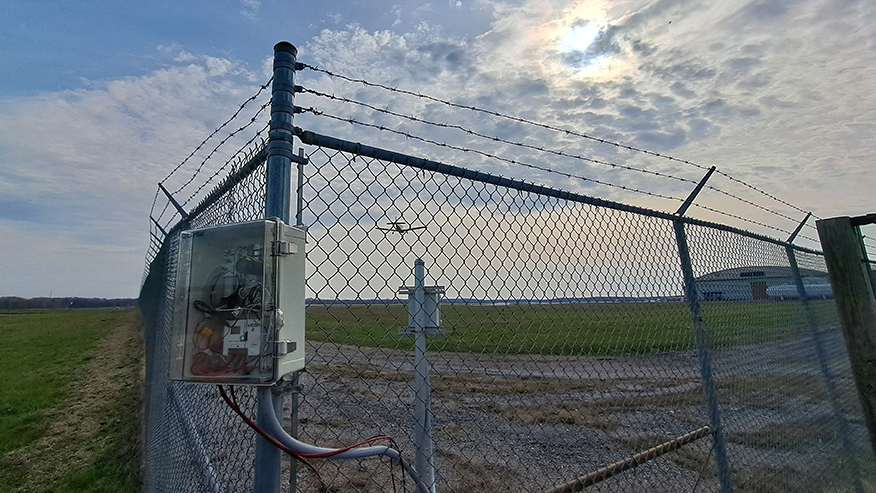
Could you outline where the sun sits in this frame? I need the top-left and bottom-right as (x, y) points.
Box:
(558, 20), (604, 55)
(544, 2), (631, 81)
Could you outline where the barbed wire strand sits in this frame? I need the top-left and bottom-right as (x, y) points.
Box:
(300, 88), (698, 185)
(172, 99), (272, 197)
(300, 108), (684, 203)
(160, 76), (272, 184)
(300, 108), (797, 238)
(299, 64), (815, 221)
(300, 87), (806, 229)
(181, 122), (271, 207)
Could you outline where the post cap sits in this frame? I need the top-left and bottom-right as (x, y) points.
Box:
(274, 42), (298, 57)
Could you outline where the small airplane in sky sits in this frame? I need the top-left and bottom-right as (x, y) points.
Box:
(377, 220), (427, 234)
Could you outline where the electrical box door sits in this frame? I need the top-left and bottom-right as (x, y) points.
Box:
(170, 219), (305, 384)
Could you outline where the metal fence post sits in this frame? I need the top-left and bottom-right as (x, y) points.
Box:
(256, 40), (298, 493)
(290, 148), (307, 492)
(673, 220), (733, 493)
(786, 243), (864, 492)
(399, 258), (440, 493)
(672, 166), (732, 492)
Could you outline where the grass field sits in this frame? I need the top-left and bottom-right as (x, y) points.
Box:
(0, 308), (142, 493)
(0, 299), (840, 491)
(306, 299), (840, 355)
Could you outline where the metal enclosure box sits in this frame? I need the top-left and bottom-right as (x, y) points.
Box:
(170, 219), (305, 384)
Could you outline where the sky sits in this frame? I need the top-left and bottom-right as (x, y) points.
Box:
(1, 0), (875, 299)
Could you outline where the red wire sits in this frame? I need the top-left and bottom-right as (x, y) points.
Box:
(217, 386), (325, 488)
(219, 385), (402, 492)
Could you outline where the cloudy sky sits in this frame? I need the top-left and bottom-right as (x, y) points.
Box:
(1, 0), (875, 298)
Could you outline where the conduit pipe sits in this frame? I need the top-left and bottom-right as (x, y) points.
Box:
(256, 387), (431, 493)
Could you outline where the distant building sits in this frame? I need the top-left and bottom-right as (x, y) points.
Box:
(695, 266), (831, 301)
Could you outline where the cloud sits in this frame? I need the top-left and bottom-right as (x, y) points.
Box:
(5, 0), (875, 298)
(240, 0), (261, 20)
(0, 51), (269, 297)
(291, 0), (876, 248)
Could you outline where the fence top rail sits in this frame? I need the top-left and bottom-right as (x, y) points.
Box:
(295, 128), (824, 256)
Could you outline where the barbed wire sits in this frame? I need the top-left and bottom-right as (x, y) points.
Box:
(299, 87), (698, 185)
(299, 107), (685, 204)
(160, 76), (272, 184)
(299, 107), (802, 238)
(172, 99), (272, 197)
(298, 64), (815, 221)
(689, 202), (795, 238)
(181, 122), (271, 207)
(299, 87), (808, 230)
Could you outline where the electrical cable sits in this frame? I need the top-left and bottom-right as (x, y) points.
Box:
(254, 386), (429, 492)
(218, 386), (326, 489)
(220, 386), (415, 492)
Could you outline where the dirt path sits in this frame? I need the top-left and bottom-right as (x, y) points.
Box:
(1, 310), (143, 492)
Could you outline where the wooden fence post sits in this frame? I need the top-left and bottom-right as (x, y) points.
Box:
(817, 215), (876, 457)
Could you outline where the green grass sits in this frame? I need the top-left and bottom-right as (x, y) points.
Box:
(0, 310), (116, 454)
(0, 308), (142, 493)
(306, 299), (839, 355)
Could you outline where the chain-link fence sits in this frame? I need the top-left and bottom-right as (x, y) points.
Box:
(140, 47), (874, 493)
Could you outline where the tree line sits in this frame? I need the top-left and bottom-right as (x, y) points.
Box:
(0, 297), (138, 310)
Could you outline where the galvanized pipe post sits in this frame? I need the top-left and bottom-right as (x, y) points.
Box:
(672, 166), (733, 492)
(257, 40), (299, 493)
(673, 221), (733, 492)
(412, 259), (436, 493)
(289, 148), (307, 492)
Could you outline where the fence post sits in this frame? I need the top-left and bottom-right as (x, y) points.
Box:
(672, 166), (733, 493)
(786, 241), (864, 492)
(256, 40), (299, 493)
(414, 260), (434, 493)
(399, 258), (442, 493)
(673, 220), (733, 492)
(817, 215), (876, 458)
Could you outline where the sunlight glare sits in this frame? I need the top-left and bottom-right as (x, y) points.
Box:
(558, 21), (602, 54)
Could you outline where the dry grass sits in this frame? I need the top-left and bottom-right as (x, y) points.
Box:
(310, 361), (698, 397)
(481, 401), (621, 430)
(725, 418), (838, 452)
(0, 309), (143, 493)
(719, 375), (829, 411)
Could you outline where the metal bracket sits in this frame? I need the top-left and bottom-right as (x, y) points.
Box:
(398, 326), (445, 336)
(158, 182), (189, 220)
(676, 166), (716, 217)
(150, 216), (168, 237)
(289, 151), (308, 165)
(851, 213), (876, 227)
(787, 212), (812, 244)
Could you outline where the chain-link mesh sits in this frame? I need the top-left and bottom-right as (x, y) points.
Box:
(141, 121), (873, 493)
(141, 141), (268, 493)
(288, 145), (871, 492)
